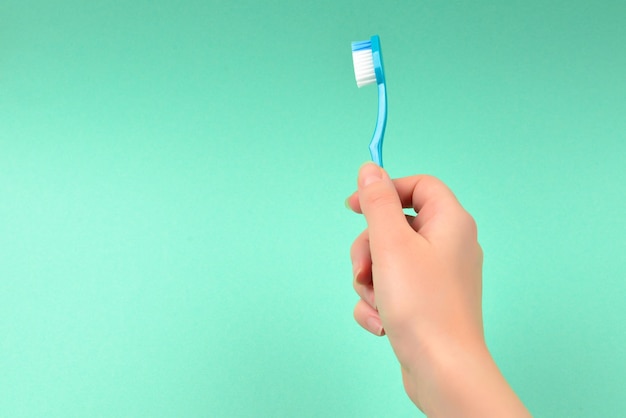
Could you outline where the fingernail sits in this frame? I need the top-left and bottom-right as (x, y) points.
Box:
(359, 162), (383, 187)
(344, 197), (352, 210)
(367, 317), (385, 336)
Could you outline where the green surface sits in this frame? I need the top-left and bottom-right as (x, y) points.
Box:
(1, 1), (625, 416)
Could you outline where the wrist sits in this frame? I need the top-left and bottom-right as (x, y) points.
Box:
(403, 337), (530, 417)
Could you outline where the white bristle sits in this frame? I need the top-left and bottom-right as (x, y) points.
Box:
(352, 49), (376, 88)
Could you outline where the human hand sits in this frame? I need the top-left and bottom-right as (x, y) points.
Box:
(346, 163), (530, 417)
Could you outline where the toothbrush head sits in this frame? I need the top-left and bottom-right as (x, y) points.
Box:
(351, 35), (385, 88)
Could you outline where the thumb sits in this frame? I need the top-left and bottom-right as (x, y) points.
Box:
(357, 163), (408, 247)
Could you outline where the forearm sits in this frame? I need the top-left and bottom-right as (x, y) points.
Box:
(405, 340), (531, 418)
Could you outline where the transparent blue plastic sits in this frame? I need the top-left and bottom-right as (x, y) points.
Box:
(370, 82), (387, 167)
(352, 35), (387, 167)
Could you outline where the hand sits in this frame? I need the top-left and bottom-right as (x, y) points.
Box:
(346, 163), (531, 417)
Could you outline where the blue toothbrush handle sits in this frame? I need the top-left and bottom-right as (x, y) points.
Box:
(369, 82), (388, 167)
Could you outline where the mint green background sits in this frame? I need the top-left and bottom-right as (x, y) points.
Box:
(1, 1), (625, 416)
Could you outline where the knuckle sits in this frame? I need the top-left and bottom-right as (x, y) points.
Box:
(458, 210), (479, 240)
(349, 229), (368, 259)
(349, 240), (358, 260)
(353, 301), (366, 323)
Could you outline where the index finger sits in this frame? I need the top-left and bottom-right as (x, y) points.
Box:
(346, 174), (468, 239)
(346, 174), (460, 214)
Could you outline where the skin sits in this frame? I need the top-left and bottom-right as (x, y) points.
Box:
(346, 163), (532, 417)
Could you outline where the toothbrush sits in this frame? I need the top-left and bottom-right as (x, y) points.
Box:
(351, 35), (387, 167)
